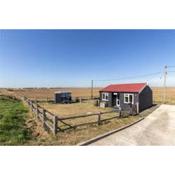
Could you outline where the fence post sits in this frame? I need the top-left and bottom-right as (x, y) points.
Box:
(35, 98), (37, 104)
(98, 112), (101, 126)
(36, 104), (39, 119)
(42, 109), (46, 130)
(30, 101), (32, 110)
(30, 101), (33, 111)
(53, 116), (58, 135)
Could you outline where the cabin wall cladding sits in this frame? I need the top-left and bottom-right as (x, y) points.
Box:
(139, 86), (153, 112)
(100, 92), (113, 107)
(55, 92), (72, 103)
(119, 93), (139, 113)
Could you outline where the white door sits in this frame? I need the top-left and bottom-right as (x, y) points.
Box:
(116, 98), (120, 107)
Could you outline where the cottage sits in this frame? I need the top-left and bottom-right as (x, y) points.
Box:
(54, 91), (72, 103)
(100, 83), (153, 113)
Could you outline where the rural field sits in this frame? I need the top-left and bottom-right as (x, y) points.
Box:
(1, 87), (175, 104)
(152, 87), (175, 104)
(0, 94), (142, 145)
(0, 87), (175, 145)
(0, 87), (100, 100)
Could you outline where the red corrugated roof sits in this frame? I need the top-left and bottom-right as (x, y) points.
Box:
(101, 83), (147, 93)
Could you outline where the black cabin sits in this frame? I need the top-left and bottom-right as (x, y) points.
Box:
(99, 83), (153, 113)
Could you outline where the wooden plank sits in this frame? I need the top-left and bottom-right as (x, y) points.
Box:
(38, 107), (44, 114)
(45, 111), (55, 119)
(53, 116), (58, 135)
(44, 121), (54, 132)
(60, 113), (99, 120)
(72, 121), (99, 128)
(100, 116), (119, 122)
(42, 109), (46, 129)
(45, 116), (54, 124)
(45, 110), (56, 118)
(58, 116), (119, 132)
(58, 119), (74, 128)
(98, 113), (101, 125)
(60, 110), (118, 120)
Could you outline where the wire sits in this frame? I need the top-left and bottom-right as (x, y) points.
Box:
(167, 66), (175, 68)
(94, 71), (162, 82)
(168, 71), (175, 73)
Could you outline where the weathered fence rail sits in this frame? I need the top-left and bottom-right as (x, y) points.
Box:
(22, 96), (119, 135)
(31, 96), (99, 103)
(23, 96), (61, 135)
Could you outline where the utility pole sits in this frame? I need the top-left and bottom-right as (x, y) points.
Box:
(91, 80), (94, 99)
(163, 65), (168, 103)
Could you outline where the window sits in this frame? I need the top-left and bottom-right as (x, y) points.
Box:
(124, 94), (134, 104)
(102, 93), (109, 101)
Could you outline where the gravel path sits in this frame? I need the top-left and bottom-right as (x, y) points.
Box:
(90, 105), (175, 146)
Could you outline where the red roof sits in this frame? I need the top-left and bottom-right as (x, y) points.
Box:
(101, 83), (147, 93)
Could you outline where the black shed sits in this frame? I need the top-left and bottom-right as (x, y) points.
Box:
(54, 91), (72, 104)
(99, 83), (153, 113)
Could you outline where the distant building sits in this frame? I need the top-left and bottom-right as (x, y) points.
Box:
(99, 83), (153, 113)
(54, 91), (72, 103)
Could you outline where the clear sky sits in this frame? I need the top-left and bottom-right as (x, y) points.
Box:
(1, 30), (175, 88)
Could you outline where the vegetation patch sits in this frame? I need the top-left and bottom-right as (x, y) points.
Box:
(0, 96), (31, 145)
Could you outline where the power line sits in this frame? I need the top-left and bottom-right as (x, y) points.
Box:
(167, 66), (175, 68)
(168, 71), (175, 73)
(94, 71), (162, 82)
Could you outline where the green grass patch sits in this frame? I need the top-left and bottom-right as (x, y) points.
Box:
(0, 96), (31, 145)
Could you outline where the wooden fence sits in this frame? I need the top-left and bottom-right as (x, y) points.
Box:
(22, 96), (119, 135)
(30, 96), (99, 103)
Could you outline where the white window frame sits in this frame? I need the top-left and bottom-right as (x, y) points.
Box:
(124, 93), (134, 104)
(102, 92), (109, 101)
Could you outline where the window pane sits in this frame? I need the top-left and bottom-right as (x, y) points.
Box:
(129, 95), (133, 103)
(125, 96), (129, 102)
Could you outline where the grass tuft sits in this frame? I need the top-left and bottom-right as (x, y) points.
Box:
(0, 96), (31, 145)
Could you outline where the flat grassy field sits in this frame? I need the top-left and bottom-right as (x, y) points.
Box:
(46, 116), (142, 145)
(0, 87), (175, 145)
(0, 96), (31, 145)
(0, 94), (154, 145)
(39, 100), (118, 130)
(39, 100), (110, 116)
(0, 88), (100, 100)
(152, 87), (175, 104)
(28, 115), (142, 145)
(1, 87), (175, 104)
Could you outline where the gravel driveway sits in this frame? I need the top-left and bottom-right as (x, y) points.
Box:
(90, 105), (175, 146)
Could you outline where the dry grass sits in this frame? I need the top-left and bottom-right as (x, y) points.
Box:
(152, 87), (175, 104)
(39, 100), (109, 116)
(0, 87), (162, 145)
(39, 100), (116, 130)
(27, 115), (142, 145)
(2, 87), (175, 104)
(0, 88), (100, 100)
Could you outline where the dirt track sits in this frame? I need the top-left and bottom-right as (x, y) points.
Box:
(90, 104), (175, 146)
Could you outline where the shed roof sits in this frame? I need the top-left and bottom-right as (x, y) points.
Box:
(54, 91), (71, 94)
(100, 83), (147, 93)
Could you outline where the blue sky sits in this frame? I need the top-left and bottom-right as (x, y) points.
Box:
(0, 30), (175, 87)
